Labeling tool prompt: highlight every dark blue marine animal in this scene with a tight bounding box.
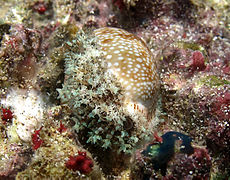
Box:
[141,131,194,177]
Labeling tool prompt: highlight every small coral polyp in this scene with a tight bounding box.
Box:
[94,27,159,119]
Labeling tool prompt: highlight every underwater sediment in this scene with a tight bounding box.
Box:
[0,0,229,179]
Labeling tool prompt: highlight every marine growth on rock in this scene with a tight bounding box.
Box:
[58,28,159,154]
[132,131,211,179]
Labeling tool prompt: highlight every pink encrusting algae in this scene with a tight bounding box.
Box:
[94,27,159,119]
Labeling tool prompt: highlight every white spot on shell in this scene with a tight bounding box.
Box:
[106,55,112,59]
